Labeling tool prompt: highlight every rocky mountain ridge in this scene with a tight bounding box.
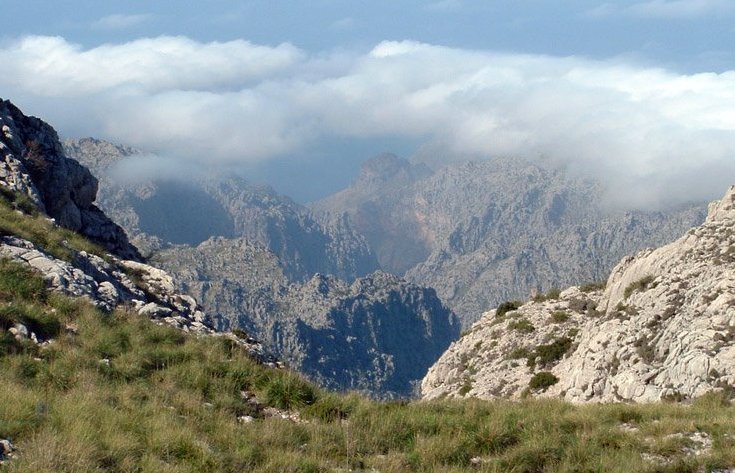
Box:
[64,138,378,282]
[158,237,459,397]
[312,154,706,326]
[65,138,460,398]
[422,186,735,403]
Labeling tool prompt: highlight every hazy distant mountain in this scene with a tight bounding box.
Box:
[64,138,378,282]
[155,237,459,397]
[312,154,706,326]
[65,138,457,397]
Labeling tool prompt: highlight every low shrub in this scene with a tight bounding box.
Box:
[529,372,559,391]
[550,310,570,323]
[624,275,656,299]
[496,300,523,318]
[508,318,535,333]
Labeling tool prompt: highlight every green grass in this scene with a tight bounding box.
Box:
[1,259,735,472]
[0,190,108,262]
[1,204,735,472]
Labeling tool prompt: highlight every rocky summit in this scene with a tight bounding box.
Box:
[422,186,735,403]
[0,100,140,261]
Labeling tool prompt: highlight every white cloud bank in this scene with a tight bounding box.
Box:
[1,35,735,209]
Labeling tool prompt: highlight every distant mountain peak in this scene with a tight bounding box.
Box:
[354,152,432,188]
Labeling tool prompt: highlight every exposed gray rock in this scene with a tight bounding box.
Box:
[313,155,706,326]
[0,438,15,464]
[422,186,735,403]
[0,100,140,260]
[0,233,276,364]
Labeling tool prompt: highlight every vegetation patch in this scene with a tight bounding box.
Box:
[527,337,573,369]
[0,191,108,262]
[528,371,559,391]
[507,347,532,360]
[508,318,535,333]
[550,310,571,323]
[532,288,561,302]
[624,275,656,299]
[496,300,523,318]
[580,281,606,293]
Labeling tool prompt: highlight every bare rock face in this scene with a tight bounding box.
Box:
[422,186,735,403]
[0,100,140,260]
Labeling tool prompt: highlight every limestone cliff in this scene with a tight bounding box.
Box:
[422,186,735,403]
[0,100,140,260]
[0,99,272,365]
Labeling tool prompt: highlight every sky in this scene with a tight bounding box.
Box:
[1,0,735,206]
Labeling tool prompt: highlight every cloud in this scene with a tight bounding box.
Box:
[587,0,735,18]
[1,35,735,209]
[92,14,152,30]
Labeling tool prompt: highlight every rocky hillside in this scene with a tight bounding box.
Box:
[422,186,735,403]
[313,155,706,326]
[64,138,378,282]
[158,238,459,398]
[0,98,272,363]
[1,101,140,261]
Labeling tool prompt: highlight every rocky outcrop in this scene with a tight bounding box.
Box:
[157,238,460,398]
[0,100,272,365]
[64,138,378,281]
[0,234,274,364]
[0,100,140,260]
[313,155,705,326]
[422,186,735,403]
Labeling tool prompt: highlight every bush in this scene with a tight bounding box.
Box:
[529,372,559,391]
[624,275,655,299]
[550,311,570,323]
[527,337,573,368]
[496,300,523,317]
[508,318,535,333]
[533,288,561,302]
[580,281,606,293]
[508,347,532,360]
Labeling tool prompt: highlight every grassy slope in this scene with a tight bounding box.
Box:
[1,198,735,472]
